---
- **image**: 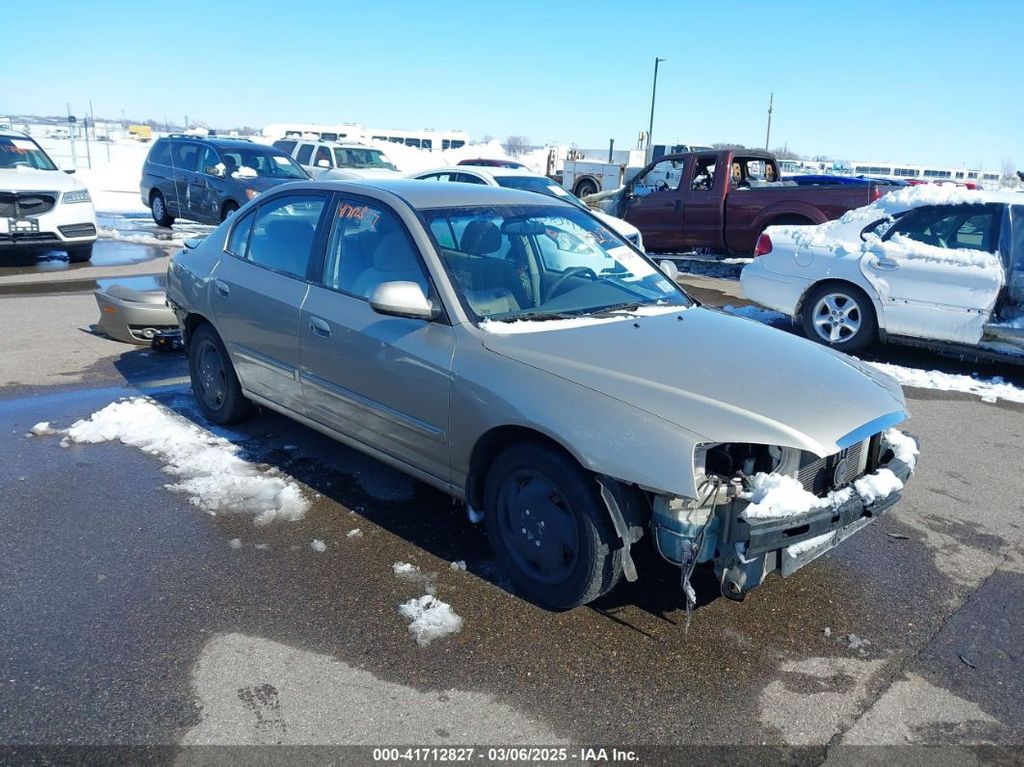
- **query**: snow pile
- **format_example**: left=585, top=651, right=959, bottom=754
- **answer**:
left=742, top=473, right=853, bottom=520
left=311, top=539, right=327, bottom=553
left=480, top=305, right=685, bottom=334
left=392, top=562, right=420, bottom=576
left=854, top=468, right=904, bottom=504
left=867, top=234, right=1002, bottom=271
left=29, top=421, right=56, bottom=436
left=97, top=225, right=205, bottom=249
left=399, top=595, right=463, bottom=646
left=866, top=362, right=1024, bottom=405
left=884, top=428, right=919, bottom=470
left=346, top=528, right=363, bottom=539
left=229, top=538, right=243, bottom=550
left=64, top=397, right=309, bottom=525
left=359, top=138, right=533, bottom=175
left=74, top=141, right=150, bottom=213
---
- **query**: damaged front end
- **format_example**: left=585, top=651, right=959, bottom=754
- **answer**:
left=651, top=429, right=918, bottom=602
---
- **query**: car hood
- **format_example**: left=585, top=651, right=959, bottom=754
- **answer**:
left=591, top=209, right=640, bottom=239
left=480, top=307, right=907, bottom=456
left=0, top=166, right=85, bottom=193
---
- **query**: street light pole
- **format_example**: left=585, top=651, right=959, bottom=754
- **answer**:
left=765, top=91, right=774, bottom=151
left=647, top=57, right=666, bottom=163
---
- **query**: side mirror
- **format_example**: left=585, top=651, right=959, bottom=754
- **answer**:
left=659, top=260, right=680, bottom=280
left=316, top=159, right=331, bottom=168
left=369, top=281, right=437, bottom=320
left=207, top=164, right=225, bottom=178
left=63, top=168, right=76, bottom=175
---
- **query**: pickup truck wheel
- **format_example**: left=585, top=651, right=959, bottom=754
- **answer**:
left=151, top=192, right=175, bottom=227
left=801, top=283, right=877, bottom=353
left=483, top=443, right=622, bottom=610
left=573, top=179, right=599, bottom=198
left=187, top=324, right=254, bottom=425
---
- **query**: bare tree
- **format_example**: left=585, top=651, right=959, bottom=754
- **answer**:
left=1002, top=158, right=1018, bottom=184
left=712, top=142, right=747, bottom=150
left=771, top=146, right=802, bottom=160
left=504, top=135, right=530, bottom=157
left=480, top=134, right=495, bottom=143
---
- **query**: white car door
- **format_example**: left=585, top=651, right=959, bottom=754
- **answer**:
left=860, top=203, right=1004, bottom=345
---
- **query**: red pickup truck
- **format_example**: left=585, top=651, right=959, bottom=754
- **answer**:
left=590, top=149, right=886, bottom=254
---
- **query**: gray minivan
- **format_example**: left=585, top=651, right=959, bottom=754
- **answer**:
left=140, top=135, right=309, bottom=227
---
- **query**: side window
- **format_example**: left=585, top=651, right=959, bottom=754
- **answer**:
left=322, top=199, right=430, bottom=300
left=691, top=157, right=716, bottom=191
left=148, top=141, right=172, bottom=166
left=295, top=143, right=314, bottom=165
left=273, top=139, right=297, bottom=155
left=429, top=218, right=458, bottom=249
left=313, top=146, right=332, bottom=168
left=419, top=173, right=450, bottom=182
left=891, top=205, right=996, bottom=251
left=454, top=172, right=487, bottom=185
left=226, top=210, right=255, bottom=257
left=198, top=147, right=220, bottom=175
left=246, top=194, right=326, bottom=278
left=951, top=212, right=997, bottom=252
left=171, top=141, right=201, bottom=172
left=633, top=158, right=685, bottom=196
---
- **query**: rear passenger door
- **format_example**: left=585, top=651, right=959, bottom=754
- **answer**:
left=211, top=192, right=330, bottom=412
left=299, top=194, right=455, bottom=484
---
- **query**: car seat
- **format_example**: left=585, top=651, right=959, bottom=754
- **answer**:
left=457, top=220, right=530, bottom=315
left=350, top=233, right=428, bottom=299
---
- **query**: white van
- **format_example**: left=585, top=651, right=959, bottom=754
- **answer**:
left=271, top=139, right=401, bottom=180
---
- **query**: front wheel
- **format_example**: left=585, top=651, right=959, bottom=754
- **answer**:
left=220, top=201, right=238, bottom=222
left=187, top=324, right=253, bottom=425
left=483, top=443, right=622, bottom=609
left=801, top=283, right=877, bottom=353
left=151, top=191, right=175, bottom=227
left=67, top=244, right=93, bottom=263
left=573, top=179, right=599, bottom=198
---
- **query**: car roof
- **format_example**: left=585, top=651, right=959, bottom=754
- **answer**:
left=164, top=135, right=274, bottom=151
left=0, top=128, right=31, bottom=139
left=293, top=178, right=576, bottom=209
left=414, top=166, right=547, bottom=182
left=280, top=138, right=382, bottom=149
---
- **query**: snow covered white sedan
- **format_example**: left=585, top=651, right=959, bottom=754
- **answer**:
left=167, top=179, right=917, bottom=609
left=741, top=186, right=1024, bottom=359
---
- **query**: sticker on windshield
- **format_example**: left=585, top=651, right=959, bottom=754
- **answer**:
left=608, top=245, right=657, bottom=278
left=338, top=202, right=381, bottom=229
left=549, top=186, right=570, bottom=197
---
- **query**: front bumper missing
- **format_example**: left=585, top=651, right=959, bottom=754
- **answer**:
left=713, top=448, right=916, bottom=600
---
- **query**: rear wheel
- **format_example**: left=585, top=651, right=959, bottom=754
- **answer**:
left=67, top=244, right=93, bottom=263
left=187, top=324, right=253, bottom=424
left=801, top=283, right=877, bottom=353
left=573, top=179, right=599, bottom=198
left=483, top=442, right=622, bottom=609
left=151, top=191, right=175, bottom=227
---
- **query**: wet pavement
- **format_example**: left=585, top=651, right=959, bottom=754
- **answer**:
left=1, top=238, right=1023, bottom=756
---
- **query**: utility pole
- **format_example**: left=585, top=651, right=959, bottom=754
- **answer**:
left=765, top=92, right=774, bottom=151
left=66, top=101, right=77, bottom=169
left=647, top=57, right=667, bottom=163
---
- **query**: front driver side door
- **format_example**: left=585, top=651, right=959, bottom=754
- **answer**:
left=622, top=157, right=689, bottom=251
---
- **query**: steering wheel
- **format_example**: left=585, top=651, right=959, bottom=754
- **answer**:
left=545, top=267, right=598, bottom=300
left=654, top=179, right=669, bottom=192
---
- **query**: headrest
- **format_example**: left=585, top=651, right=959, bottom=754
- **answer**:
left=460, top=220, right=501, bottom=256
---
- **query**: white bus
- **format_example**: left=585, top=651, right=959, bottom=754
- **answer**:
left=262, top=123, right=468, bottom=152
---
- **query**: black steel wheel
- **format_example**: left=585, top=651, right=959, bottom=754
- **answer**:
left=187, top=324, right=253, bottom=425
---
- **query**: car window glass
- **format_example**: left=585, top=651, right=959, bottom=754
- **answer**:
left=148, top=141, right=172, bottom=166
left=273, top=140, right=297, bottom=155
left=892, top=205, right=996, bottom=252
left=226, top=210, right=255, bottom=257
left=455, top=172, right=488, bottom=185
left=313, top=146, right=332, bottom=167
left=322, top=199, right=430, bottom=300
left=296, top=144, right=314, bottom=165
left=171, top=142, right=201, bottom=172
left=246, top=194, right=325, bottom=278
left=198, top=147, right=220, bottom=175
left=691, top=157, right=716, bottom=191
left=429, top=218, right=458, bottom=249
left=951, top=212, right=996, bottom=251
left=633, top=159, right=684, bottom=196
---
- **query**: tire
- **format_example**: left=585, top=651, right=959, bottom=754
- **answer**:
left=220, top=201, right=238, bottom=222
left=483, top=442, right=622, bottom=609
left=573, top=179, right=599, bottom=198
left=151, top=191, right=175, bottom=227
left=187, top=323, right=253, bottom=425
left=67, top=244, right=93, bottom=263
left=801, top=283, right=877, bottom=353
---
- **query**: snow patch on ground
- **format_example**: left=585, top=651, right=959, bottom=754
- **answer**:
left=311, top=539, right=327, bottom=553
left=29, top=421, right=56, bottom=436
left=866, top=362, right=1024, bottom=404
left=64, top=397, right=309, bottom=525
left=399, top=595, right=463, bottom=646
left=392, top=562, right=419, bottom=576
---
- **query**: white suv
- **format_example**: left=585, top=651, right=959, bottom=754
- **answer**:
left=0, top=130, right=97, bottom=263
left=272, top=138, right=401, bottom=180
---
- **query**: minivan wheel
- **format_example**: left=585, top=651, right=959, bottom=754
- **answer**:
left=220, top=201, right=238, bottom=222
left=151, top=192, right=175, bottom=227
left=801, top=283, right=877, bottom=353
left=187, top=324, right=253, bottom=425
left=483, top=443, right=622, bottom=609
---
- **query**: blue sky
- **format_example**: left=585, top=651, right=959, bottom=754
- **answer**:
left=2, top=0, right=1019, bottom=169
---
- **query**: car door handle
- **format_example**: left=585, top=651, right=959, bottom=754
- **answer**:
left=870, top=257, right=898, bottom=271
left=309, top=316, right=331, bottom=338
left=214, top=279, right=230, bottom=297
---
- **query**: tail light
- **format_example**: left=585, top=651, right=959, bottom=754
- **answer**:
left=754, top=232, right=773, bottom=257
left=870, top=185, right=884, bottom=202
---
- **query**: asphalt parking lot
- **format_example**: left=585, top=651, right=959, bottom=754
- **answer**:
left=2, top=239, right=1023, bottom=760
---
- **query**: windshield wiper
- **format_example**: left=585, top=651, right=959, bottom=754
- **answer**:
left=492, top=310, right=579, bottom=323
left=585, top=301, right=648, bottom=317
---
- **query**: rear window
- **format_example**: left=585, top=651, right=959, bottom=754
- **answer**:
left=272, top=139, right=297, bottom=156
left=147, top=140, right=172, bottom=166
